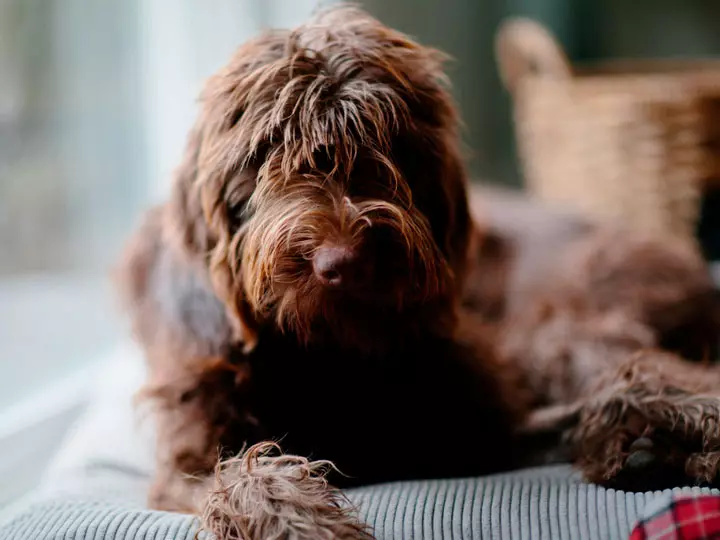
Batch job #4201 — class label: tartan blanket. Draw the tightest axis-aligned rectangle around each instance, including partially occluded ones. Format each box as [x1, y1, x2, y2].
[631, 494, 720, 540]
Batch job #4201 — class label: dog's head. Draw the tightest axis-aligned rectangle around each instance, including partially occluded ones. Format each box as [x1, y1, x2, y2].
[168, 6, 472, 352]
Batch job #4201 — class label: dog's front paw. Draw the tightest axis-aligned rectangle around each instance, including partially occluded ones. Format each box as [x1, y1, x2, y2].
[200, 442, 373, 540]
[601, 433, 697, 491]
[569, 391, 720, 491]
[556, 351, 720, 491]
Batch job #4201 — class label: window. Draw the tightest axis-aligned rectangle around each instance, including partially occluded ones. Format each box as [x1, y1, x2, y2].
[0, 0, 323, 507]
[0, 0, 144, 408]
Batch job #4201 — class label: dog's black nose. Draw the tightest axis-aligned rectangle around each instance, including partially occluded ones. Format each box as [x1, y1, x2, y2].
[312, 245, 361, 288]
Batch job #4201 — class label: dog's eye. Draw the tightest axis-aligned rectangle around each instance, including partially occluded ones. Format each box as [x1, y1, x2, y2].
[312, 148, 336, 172]
[347, 159, 388, 197]
[226, 108, 243, 130]
[225, 170, 256, 230]
[229, 206, 249, 230]
[298, 147, 339, 176]
[348, 180, 391, 201]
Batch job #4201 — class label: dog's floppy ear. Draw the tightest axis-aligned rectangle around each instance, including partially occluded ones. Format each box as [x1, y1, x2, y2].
[161, 118, 263, 352]
[414, 127, 472, 295]
[385, 39, 473, 296]
[442, 150, 473, 290]
[157, 31, 292, 352]
[115, 206, 237, 372]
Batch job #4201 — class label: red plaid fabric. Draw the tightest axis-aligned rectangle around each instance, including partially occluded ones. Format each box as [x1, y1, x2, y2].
[630, 494, 720, 540]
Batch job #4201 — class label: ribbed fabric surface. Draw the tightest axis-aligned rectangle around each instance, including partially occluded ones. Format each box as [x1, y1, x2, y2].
[3, 349, 717, 539]
[349, 469, 718, 540]
[1, 465, 717, 540]
[0, 499, 199, 540]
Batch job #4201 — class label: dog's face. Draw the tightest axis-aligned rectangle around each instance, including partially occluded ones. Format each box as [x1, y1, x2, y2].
[170, 7, 472, 352]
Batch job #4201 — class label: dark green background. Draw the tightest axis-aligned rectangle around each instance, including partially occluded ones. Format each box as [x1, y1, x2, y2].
[361, 0, 720, 186]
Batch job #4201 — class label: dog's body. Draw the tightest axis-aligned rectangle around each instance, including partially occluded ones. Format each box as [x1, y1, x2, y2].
[130, 210, 519, 489]
[118, 6, 720, 539]
[469, 187, 720, 488]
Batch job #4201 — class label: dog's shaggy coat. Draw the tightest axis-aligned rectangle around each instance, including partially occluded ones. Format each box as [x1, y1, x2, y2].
[118, 6, 720, 539]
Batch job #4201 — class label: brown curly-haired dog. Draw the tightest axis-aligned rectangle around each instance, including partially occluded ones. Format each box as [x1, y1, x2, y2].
[118, 5, 720, 539]
[117, 6, 525, 539]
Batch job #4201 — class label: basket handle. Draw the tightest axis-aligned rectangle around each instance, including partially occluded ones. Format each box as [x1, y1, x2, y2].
[495, 18, 572, 93]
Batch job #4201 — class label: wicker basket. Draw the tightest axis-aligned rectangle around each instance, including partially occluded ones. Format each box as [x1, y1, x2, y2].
[496, 18, 720, 238]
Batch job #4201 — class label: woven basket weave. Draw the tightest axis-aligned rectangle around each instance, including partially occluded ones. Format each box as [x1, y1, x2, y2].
[496, 18, 720, 238]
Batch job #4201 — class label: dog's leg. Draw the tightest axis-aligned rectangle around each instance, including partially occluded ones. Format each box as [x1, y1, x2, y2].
[118, 210, 372, 538]
[145, 373, 227, 514]
[501, 230, 720, 488]
[567, 350, 720, 489]
[147, 374, 372, 540]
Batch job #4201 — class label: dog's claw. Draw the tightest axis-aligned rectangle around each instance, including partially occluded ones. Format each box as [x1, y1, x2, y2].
[606, 434, 692, 491]
[625, 449, 656, 470]
[626, 437, 656, 470]
[628, 436, 654, 453]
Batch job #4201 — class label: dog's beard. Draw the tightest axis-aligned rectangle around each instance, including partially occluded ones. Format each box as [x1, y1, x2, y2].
[236, 187, 451, 352]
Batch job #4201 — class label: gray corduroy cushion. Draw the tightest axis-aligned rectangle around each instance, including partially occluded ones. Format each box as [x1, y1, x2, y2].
[0, 345, 715, 539]
[2, 466, 717, 540]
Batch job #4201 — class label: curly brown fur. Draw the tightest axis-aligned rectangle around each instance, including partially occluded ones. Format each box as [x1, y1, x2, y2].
[202, 442, 371, 540]
[117, 6, 720, 538]
[176, 4, 471, 354]
[565, 350, 720, 488]
[469, 187, 720, 489]
[117, 6, 524, 540]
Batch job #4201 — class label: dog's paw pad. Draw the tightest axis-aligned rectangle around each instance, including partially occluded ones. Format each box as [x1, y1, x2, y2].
[625, 437, 656, 470]
[607, 434, 691, 491]
[629, 436, 654, 453]
[626, 450, 656, 470]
